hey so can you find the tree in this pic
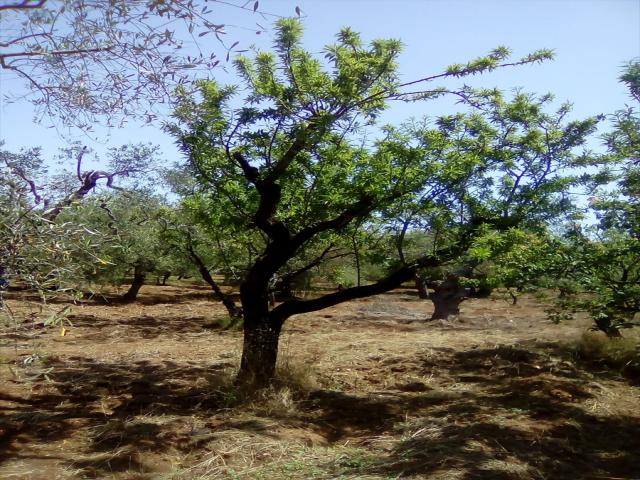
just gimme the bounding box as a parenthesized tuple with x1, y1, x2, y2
(547, 61, 640, 336)
(0, 142, 155, 296)
(157, 206, 245, 317)
(168, 19, 582, 387)
(0, 0, 291, 129)
(388, 90, 599, 319)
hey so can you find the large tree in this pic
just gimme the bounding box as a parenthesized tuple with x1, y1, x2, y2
(169, 19, 596, 387)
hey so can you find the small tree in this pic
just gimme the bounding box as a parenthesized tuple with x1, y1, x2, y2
(169, 19, 595, 387)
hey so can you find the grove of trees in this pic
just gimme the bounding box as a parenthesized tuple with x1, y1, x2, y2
(1, 14, 638, 388)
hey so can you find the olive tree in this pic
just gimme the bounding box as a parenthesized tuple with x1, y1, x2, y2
(0, 0, 295, 129)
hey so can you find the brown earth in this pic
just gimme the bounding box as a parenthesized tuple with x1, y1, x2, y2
(1, 285, 639, 479)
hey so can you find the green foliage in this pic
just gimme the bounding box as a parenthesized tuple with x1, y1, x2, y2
(76, 192, 181, 290)
(544, 61, 640, 336)
(168, 19, 596, 312)
(0, 145, 108, 296)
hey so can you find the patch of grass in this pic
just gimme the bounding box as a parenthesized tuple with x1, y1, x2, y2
(167, 441, 384, 480)
(275, 356, 319, 394)
(576, 330, 640, 374)
(202, 315, 243, 330)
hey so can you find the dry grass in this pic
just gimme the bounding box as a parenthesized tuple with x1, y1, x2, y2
(1, 286, 640, 480)
(575, 330, 640, 375)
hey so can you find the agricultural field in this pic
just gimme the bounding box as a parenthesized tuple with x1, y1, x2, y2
(2, 2, 638, 479)
(1, 284, 638, 480)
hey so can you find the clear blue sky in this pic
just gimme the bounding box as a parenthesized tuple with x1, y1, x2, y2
(1, 0, 639, 168)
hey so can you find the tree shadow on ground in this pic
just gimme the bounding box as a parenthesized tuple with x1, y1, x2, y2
(1, 312, 236, 345)
(66, 313, 220, 339)
(1, 285, 240, 307)
(302, 343, 640, 479)
(0, 356, 245, 477)
(1, 342, 639, 479)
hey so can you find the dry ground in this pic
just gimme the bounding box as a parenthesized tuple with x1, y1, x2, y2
(1, 285, 639, 479)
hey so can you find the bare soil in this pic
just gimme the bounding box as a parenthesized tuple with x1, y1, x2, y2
(1, 285, 639, 479)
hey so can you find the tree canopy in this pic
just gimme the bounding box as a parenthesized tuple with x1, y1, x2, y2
(167, 19, 596, 386)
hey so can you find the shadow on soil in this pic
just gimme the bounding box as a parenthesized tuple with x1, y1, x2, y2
(0, 312, 235, 344)
(2, 285, 239, 307)
(303, 343, 640, 479)
(0, 356, 239, 477)
(1, 343, 639, 479)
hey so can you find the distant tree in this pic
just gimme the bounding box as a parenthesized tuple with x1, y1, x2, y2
(389, 91, 599, 319)
(168, 19, 583, 387)
(0, 0, 293, 129)
(0, 142, 155, 296)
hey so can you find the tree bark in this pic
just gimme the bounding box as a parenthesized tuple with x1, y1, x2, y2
(595, 317, 623, 338)
(237, 272, 282, 388)
(508, 289, 518, 305)
(187, 245, 242, 318)
(122, 264, 146, 303)
(236, 315, 282, 388)
(428, 275, 468, 320)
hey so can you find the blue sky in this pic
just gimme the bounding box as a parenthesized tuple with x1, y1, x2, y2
(1, 0, 638, 168)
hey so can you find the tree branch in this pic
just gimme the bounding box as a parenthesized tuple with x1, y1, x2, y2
(0, 1, 45, 11)
(277, 243, 336, 286)
(186, 241, 242, 318)
(0, 46, 112, 60)
(270, 253, 445, 322)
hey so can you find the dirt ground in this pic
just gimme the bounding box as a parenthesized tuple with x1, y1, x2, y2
(1, 284, 639, 479)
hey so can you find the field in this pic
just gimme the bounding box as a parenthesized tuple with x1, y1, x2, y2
(1, 285, 639, 480)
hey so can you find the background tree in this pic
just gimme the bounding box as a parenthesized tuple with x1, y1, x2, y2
(0, 142, 156, 297)
(385, 91, 599, 320)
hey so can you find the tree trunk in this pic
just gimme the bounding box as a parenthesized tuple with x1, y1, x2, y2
(428, 276, 468, 320)
(352, 236, 361, 287)
(415, 275, 429, 299)
(595, 317, 623, 338)
(237, 278, 282, 388)
(237, 315, 282, 388)
(188, 247, 242, 318)
(122, 265, 146, 303)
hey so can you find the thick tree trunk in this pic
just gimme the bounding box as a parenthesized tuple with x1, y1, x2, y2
(430, 293, 465, 320)
(122, 265, 146, 303)
(237, 316, 282, 387)
(428, 275, 468, 320)
(237, 277, 282, 388)
(595, 317, 623, 338)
